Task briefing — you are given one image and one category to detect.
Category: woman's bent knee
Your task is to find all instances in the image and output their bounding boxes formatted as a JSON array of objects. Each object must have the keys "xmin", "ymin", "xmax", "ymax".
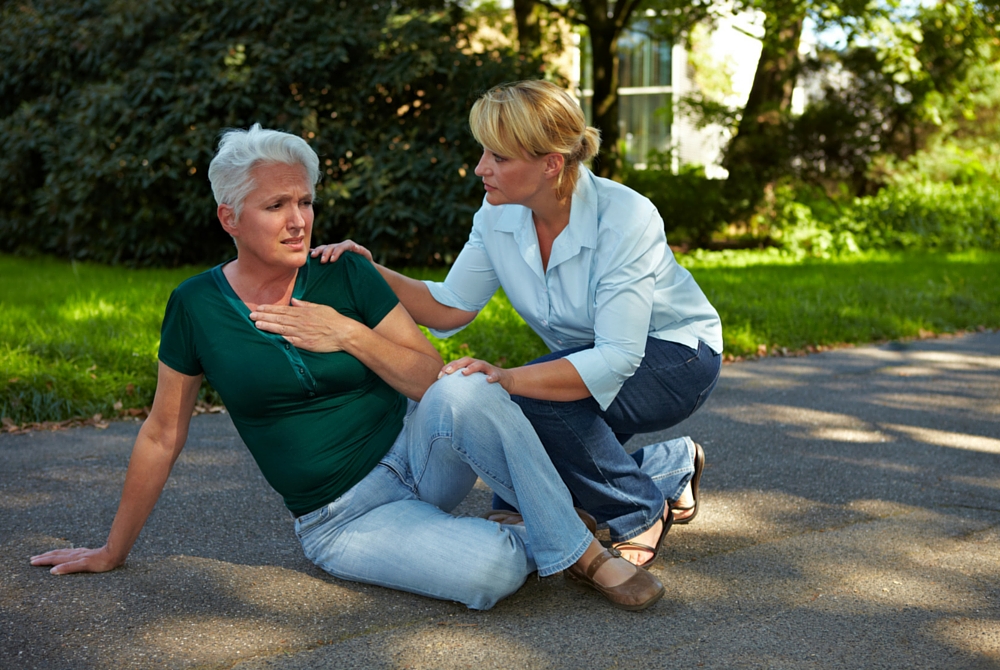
[{"xmin": 427, "ymin": 370, "xmax": 505, "ymax": 412}]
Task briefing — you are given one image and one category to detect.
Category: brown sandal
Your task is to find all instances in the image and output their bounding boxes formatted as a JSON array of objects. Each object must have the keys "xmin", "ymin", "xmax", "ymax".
[
  {"xmin": 671, "ymin": 442, "xmax": 705, "ymax": 525},
  {"xmin": 611, "ymin": 504, "xmax": 674, "ymax": 567},
  {"xmin": 565, "ymin": 546, "xmax": 665, "ymax": 611}
]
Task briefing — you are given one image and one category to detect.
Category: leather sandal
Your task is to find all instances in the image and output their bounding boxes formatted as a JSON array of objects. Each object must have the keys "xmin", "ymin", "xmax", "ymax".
[
  {"xmin": 611, "ymin": 503, "xmax": 674, "ymax": 568},
  {"xmin": 565, "ymin": 546, "xmax": 665, "ymax": 611},
  {"xmin": 671, "ymin": 441, "xmax": 705, "ymax": 525}
]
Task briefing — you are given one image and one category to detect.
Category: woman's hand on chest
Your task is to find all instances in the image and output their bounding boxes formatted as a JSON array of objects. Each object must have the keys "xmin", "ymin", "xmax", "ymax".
[{"xmin": 249, "ymin": 298, "xmax": 358, "ymax": 353}]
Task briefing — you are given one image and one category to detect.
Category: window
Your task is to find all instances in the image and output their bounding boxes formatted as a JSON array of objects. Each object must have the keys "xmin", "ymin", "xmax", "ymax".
[{"xmin": 578, "ymin": 27, "xmax": 673, "ymax": 165}]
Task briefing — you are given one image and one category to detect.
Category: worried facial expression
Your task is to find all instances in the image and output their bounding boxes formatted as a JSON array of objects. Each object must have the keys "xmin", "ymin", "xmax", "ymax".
[
  {"xmin": 221, "ymin": 162, "xmax": 314, "ymax": 270},
  {"xmin": 474, "ymin": 147, "xmax": 556, "ymax": 208}
]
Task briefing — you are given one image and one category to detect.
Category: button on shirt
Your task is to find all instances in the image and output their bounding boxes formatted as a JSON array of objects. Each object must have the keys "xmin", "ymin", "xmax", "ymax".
[{"xmin": 425, "ymin": 168, "xmax": 723, "ymax": 411}]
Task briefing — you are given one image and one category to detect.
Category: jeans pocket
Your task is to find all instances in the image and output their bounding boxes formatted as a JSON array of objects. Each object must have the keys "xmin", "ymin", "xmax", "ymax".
[
  {"xmin": 687, "ymin": 364, "xmax": 721, "ymax": 418},
  {"xmin": 294, "ymin": 503, "xmax": 332, "ymax": 538}
]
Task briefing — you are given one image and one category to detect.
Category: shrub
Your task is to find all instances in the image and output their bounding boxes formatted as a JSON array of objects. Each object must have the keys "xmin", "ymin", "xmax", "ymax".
[
  {"xmin": 0, "ymin": 0, "xmax": 534, "ymax": 267},
  {"xmin": 622, "ymin": 156, "xmax": 727, "ymax": 246},
  {"xmin": 834, "ymin": 182, "xmax": 1000, "ymax": 251}
]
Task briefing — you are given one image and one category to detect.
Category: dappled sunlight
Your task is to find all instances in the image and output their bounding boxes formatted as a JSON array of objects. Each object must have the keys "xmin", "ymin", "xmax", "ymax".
[
  {"xmin": 720, "ymin": 363, "xmax": 830, "ymax": 380},
  {"xmin": 804, "ymin": 427, "xmax": 891, "ymax": 443},
  {"xmin": 719, "ymin": 403, "xmax": 876, "ymax": 432},
  {"xmin": 910, "ymin": 350, "xmax": 1000, "ymax": 370},
  {"xmin": 0, "ymin": 491, "xmax": 55, "ymax": 510},
  {"xmin": 882, "ymin": 423, "xmax": 1000, "ymax": 455},
  {"xmin": 783, "ymin": 511, "xmax": 998, "ymax": 614},
  {"xmin": 944, "ymin": 474, "xmax": 1000, "ymax": 490},
  {"xmin": 871, "ymin": 392, "xmax": 985, "ymax": 412},
  {"xmin": 55, "ymin": 297, "xmax": 122, "ymax": 322},
  {"xmin": 118, "ymin": 556, "xmax": 370, "ymax": 665},
  {"xmin": 683, "ymin": 489, "xmax": 878, "ymax": 542},
  {"xmin": 930, "ymin": 618, "xmax": 1000, "ymax": 663},
  {"xmin": 32, "ymin": 465, "xmax": 125, "ymax": 486},
  {"xmin": 169, "ymin": 557, "xmax": 366, "ymax": 617},
  {"xmin": 877, "ymin": 365, "xmax": 941, "ymax": 377},
  {"xmin": 809, "ymin": 454, "xmax": 918, "ymax": 474},
  {"xmin": 389, "ymin": 621, "xmax": 547, "ymax": 668},
  {"xmin": 129, "ymin": 614, "xmax": 307, "ymax": 667}
]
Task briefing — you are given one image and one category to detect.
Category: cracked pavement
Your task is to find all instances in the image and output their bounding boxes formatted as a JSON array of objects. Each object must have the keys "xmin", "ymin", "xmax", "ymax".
[{"xmin": 2, "ymin": 332, "xmax": 999, "ymax": 669}]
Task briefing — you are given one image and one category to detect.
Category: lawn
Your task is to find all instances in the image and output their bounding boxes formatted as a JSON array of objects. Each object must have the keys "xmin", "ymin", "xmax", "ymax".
[{"xmin": 1, "ymin": 250, "xmax": 998, "ymax": 426}]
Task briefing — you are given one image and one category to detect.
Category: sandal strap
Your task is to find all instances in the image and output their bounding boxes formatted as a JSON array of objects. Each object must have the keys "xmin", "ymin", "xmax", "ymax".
[{"xmin": 612, "ymin": 540, "xmax": 656, "ymax": 555}]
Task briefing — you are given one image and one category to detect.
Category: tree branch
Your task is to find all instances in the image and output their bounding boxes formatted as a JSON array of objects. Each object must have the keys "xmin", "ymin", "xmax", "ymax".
[
  {"xmin": 612, "ymin": 0, "xmax": 642, "ymax": 28},
  {"xmin": 533, "ymin": 0, "xmax": 581, "ymax": 25}
]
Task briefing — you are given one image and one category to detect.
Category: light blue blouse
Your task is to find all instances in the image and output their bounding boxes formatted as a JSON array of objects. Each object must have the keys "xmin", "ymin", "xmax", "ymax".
[{"xmin": 426, "ymin": 167, "xmax": 723, "ymax": 410}]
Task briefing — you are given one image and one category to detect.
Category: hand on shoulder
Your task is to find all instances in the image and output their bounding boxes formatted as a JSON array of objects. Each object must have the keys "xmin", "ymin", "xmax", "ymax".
[{"xmin": 310, "ymin": 240, "xmax": 372, "ymax": 264}]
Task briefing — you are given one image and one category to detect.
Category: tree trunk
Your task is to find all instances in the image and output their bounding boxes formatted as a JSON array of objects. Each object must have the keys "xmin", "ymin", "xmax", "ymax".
[
  {"xmin": 513, "ymin": 0, "xmax": 542, "ymax": 59},
  {"xmin": 722, "ymin": 1, "xmax": 806, "ymax": 216},
  {"xmin": 589, "ymin": 24, "xmax": 623, "ymax": 179}
]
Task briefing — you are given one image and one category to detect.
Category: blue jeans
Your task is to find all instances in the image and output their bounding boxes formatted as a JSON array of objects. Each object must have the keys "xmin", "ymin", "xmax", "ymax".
[
  {"xmin": 294, "ymin": 372, "xmax": 592, "ymax": 610},
  {"xmin": 497, "ymin": 338, "xmax": 721, "ymax": 543}
]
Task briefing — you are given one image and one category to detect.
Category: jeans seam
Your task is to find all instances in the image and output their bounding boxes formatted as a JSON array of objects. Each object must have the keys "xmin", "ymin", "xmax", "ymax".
[{"xmin": 540, "ymin": 402, "xmax": 649, "ymax": 513}]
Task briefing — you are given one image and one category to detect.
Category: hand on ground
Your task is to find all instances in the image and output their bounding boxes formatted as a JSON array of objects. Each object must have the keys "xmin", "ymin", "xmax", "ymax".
[{"xmin": 30, "ymin": 546, "xmax": 121, "ymax": 575}]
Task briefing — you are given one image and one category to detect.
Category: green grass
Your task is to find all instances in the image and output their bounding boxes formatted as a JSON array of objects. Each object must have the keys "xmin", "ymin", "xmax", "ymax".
[
  {"xmin": 679, "ymin": 249, "xmax": 1000, "ymax": 357},
  {"xmin": 2, "ymin": 250, "xmax": 998, "ymax": 425}
]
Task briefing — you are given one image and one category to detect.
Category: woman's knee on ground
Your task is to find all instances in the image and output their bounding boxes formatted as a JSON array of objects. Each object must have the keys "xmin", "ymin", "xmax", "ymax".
[{"xmin": 460, "ymin": 544, "xmax": 532, "ymax": 610}]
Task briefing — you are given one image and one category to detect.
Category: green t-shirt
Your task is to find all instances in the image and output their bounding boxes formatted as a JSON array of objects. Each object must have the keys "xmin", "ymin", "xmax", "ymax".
[{"xmin": 158, "ymin": 254, "xmax": 406, "ymax": 516}]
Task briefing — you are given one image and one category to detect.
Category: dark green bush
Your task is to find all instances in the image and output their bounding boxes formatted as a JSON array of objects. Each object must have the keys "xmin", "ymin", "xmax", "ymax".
[
  {"xmin": 0, "ymin": 0, "xmax": 533, "ymax": 267},
  {"xmin": 622, "ymin": 156, "xmax": 727, "ymax": 246}
]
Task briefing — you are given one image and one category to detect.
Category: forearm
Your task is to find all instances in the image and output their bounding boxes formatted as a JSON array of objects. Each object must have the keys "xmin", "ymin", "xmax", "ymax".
[
  {"xmin": 103, "ymin": 425, "xmax": 182, "ymax": 564},
  {"xmin": 375, "ymin": 264, "xmax": 477, "ymax": 331},
  {"xmin": 343, "ymin": 320, "xmax": 443, "ymax": 400},
  {"xmin": 503, "ymin": 359, "xmax": 592, "ymax": 402}
]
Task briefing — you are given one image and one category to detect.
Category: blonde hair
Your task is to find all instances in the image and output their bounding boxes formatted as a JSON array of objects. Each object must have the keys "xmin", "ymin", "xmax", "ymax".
[{"xmin": 469, "ymin": 80, "xmax": 600, "ymax": 199}]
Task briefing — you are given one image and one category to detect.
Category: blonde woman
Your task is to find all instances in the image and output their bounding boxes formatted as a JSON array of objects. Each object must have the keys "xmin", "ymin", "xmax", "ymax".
[{"xmin": 315, "ymin": 80, "xmax": 723, "ymax": 567}]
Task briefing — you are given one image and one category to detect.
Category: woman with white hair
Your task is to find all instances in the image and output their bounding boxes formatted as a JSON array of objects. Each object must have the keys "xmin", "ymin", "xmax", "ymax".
[
  {"xmin": 30, "ymin": 124, "xmax": 665, "ymax": 612},
  {"xmin": 314, "ymin": 80, "xmax": 723, "ymax": 568}
]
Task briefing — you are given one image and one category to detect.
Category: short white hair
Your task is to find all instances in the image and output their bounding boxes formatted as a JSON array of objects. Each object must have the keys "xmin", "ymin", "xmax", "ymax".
[{"xmin": 208, "ymin": 124, "xmax": 320, "ymax": 220}]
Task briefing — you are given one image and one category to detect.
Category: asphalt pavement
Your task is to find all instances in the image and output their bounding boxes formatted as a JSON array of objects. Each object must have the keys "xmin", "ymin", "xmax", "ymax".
[{"xmin": 2, "ymin": 331, "xmax": 999, "ymax": 669}]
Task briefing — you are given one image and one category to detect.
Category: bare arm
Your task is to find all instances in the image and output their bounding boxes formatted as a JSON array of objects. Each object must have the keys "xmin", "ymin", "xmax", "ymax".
[
  {"xmin": 312, "ymin": 241, "xmax": 477, "ymax": 331},
  {"xmin": 30, "ymin": 363, "xmax": 203, "ymax": 574},
  {"xmin": 250, "ymin": 300, "xmax": 443, "ymax": 401},
  {"xmin": 441, "ymin": 356, "xmax": 591, "ymax": 402}
]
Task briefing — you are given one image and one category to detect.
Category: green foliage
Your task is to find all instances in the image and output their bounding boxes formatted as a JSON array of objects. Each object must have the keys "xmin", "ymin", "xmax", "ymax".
[
  {"xmin": 832, "ymin": 182, "xmax": 1000, "ymax": 252},
  {"xmin": 0, "ymin": 0, "xmax": 534, "ymax": 267},
  {"xmin": 876, "ymin": 140, "xmax": 1000, "ymax": 189},
  {"xmin": 739, "ymin": 178, "xmax": 1000, "ymax": 257},
  {"xmin": 623, "ymin": 155, "xmax": 727, "ymax": 245},
  {"xmin": 790, "ymin": 0, "xmax": 999, "ymax": 195}
]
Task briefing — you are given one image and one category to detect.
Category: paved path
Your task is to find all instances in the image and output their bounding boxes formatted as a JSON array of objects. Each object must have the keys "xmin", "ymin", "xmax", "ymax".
[{"xmin": 2, "ymin": 332, "xmax": 999, "ymax": 669}]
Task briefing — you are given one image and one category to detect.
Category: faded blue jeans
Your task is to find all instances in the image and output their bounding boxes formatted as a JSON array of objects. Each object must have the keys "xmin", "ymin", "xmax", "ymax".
[
  {"xmin": 495, "ymin": 337, "xmax": 721, "ymax": 543},
  {"xmin": 294, "ymin": 372, "xmax": 592, "ymax": 610}
]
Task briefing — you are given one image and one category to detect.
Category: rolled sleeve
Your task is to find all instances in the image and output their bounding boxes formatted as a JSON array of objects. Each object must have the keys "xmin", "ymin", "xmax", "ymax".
[
  {"xmin": 424, "ymin": 221, "xmax": 500, "ymax": 339},
  {"xmin": 564, "ymin": 347, "xmax": 633, "ymax": 411}
]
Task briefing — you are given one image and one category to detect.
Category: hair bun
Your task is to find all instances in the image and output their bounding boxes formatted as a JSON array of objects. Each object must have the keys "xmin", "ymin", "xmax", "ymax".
[{"xmin": 578, "ymin": 127, "xmax": 601, "ymax": 162}]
